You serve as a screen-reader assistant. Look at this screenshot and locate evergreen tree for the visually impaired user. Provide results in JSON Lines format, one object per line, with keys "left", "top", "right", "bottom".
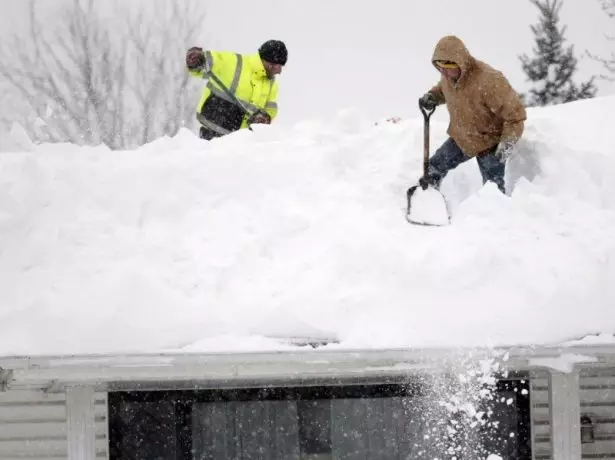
{"left": 519, "top": 0, "right": 597, "bottom": 106}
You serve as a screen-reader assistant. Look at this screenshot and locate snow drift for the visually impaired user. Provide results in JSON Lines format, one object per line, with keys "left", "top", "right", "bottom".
{"left": 1, "top": 97, "right": 615, "bottom": 356}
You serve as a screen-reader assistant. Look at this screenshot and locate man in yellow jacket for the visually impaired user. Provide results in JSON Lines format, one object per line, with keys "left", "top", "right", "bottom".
{"left": 185, "top": 40, "right": 287, "bottom": 140}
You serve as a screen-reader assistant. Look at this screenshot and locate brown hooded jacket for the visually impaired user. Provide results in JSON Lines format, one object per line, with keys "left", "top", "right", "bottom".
{"left": 429, "top": 36, "right": 526, "bottom": 157}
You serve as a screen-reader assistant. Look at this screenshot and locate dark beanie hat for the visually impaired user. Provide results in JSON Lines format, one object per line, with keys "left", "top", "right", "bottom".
{"left": 259, "top": 40, "right": 288, "bottom": 65}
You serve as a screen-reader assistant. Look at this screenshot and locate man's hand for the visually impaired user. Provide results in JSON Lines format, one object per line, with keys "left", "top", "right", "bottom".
{"left": 495, "top": 140, "right": 516, "bottom": 162}
{"left": 248, "top": 111, "right": 271, "bottom": 125}
{"left": 418, "top": 173, "right": 440, "bottom": 190}
{"left": 186, "top": 47, "right": 206, "bottom": 71}
{"left": 418, "top": 92, "right": 439, "bottom": 111}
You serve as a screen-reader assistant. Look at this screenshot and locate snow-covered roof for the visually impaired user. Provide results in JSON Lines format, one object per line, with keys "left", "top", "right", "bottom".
{"left": 1, "top": 96, "right": 614, "bottom": 357}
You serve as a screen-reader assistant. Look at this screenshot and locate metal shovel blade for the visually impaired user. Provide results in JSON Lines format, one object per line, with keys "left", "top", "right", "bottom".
{"left": 406, "top": 185, "right": 450, "bottom": 226}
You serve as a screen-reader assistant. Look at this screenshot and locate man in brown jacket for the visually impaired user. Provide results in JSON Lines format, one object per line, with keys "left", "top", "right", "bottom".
{"left": 417, "top": 35, "right": 526, "bottom": 193}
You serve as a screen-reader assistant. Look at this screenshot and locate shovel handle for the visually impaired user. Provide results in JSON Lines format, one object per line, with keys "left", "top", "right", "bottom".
{"left": 419, "top": 105, "right": 436, "bottom": 178}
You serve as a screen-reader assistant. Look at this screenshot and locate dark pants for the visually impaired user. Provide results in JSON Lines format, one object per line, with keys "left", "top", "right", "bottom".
{"left": 428, "top": 138, "right": 506, "bottom": 193}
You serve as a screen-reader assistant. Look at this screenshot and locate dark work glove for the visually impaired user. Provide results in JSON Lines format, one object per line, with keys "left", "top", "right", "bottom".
{"left": 418, "top": 174, "right": 439, "bottom": 190}
{"left": 247, "top": 110, "right": 271, "bottom": 125}
{"left": 186, "top": 46, "right": 206, "bottom": 71}
{"left": 418, "top": 92, "right": 439, "bottom": 111}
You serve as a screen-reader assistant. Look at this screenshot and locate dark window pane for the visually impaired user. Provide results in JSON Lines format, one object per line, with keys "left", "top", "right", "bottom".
{"left": 330, "top": 396, "right": 442, "bottom": 460}
{"left": 480, "top": 381, "right": 531, "bottom": 460}
{"left": 298, "top": 399, "right": 332, "bottom": 455}
{"left": 110, "top": 401, "right": 177, "bottom": 460}
{"left": 192, "top": 400, "right": 300, "bottom": 460}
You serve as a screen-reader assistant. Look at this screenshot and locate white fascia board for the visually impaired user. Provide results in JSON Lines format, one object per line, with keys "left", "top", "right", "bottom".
{"left": 0, "top": 344, "right": 614, "bottom": 390}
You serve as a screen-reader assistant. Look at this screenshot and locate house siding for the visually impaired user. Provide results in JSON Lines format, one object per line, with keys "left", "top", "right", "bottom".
{"left": 531, "top": 367, "right": 615, "bottom": 460}
{"left": 0, "top": 389, "right": 108, "bottom": 459}
{"left": 0, "top": 367, "right": 614, "bottom": 459}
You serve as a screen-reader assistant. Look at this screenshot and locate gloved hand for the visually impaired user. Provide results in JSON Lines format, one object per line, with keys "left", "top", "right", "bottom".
{"left": 247, "top": 110, "right": 271, "bottom": 125}
{"left": 418, "top": 92, "right": 439, "bottom": 111}
{"left": 418, "top": 173, "right": 440, "bottom": 190}
{"left": 495, "top": 140, "right": 516, "bottom": 162}
{"left": 186, "top": 47, "right": 207, "bottom": 71}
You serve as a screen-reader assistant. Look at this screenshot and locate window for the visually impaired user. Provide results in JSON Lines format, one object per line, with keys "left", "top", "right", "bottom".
{"left": 109, "top": 380, "right": 531, "bottom": 459}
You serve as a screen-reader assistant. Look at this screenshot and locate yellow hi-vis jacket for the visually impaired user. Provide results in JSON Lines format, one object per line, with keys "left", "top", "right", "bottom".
{"left": 188, "top": 50, "right": 279, "bottom": 135}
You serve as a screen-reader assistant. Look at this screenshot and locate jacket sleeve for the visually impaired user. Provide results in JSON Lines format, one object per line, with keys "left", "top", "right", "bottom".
{"left": 484, "top": 72, "right": 526, "bottom": 144}
{"left": 264, "top": 81, "right": 279, "bottom": 121}
{"left": 429, "top": 81, "right": 446, "bottom": 104}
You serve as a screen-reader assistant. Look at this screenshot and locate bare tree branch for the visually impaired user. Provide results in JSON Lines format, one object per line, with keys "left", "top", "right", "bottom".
{"left": 600, "top": 0, "right": 615, "bottom": 17}
{"left": 586, "top": 0, "right": 615, "bottom": 81}
{"left": 0, "top": 0, "right": 206, "bottom": 149}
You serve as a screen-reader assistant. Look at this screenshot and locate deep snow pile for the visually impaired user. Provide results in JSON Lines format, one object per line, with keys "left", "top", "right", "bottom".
{"left": 1, "top": 96, "right": 615, "bottom": 356}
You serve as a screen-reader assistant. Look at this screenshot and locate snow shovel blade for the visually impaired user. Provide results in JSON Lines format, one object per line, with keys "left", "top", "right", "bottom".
{"left": 406, "top": 184, "right": 450, "bottom": 226}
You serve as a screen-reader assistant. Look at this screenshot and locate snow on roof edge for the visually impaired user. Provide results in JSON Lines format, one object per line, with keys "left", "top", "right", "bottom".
{"left": 1, "top": 333, "right": 614, "bottom": 367}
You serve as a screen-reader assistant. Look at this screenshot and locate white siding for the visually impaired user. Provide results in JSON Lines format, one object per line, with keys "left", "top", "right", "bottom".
{"left": 531, "top": 367, "right": 615, "bottom": 460}
{"left": 1, "top": 367, "right": 614, "bottom": 459}
{"left": 0, "top": 390, "right": 108, "bottom": 459}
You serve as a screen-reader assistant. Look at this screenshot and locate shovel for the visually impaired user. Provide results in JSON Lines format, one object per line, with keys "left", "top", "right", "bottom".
{"left": 405, "top": 104, "right": 450, "bottom": 226}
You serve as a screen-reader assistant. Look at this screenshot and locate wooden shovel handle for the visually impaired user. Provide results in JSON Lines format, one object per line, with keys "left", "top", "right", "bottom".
{"left": 419, "top": 105, "right": 435, "bottom": 178}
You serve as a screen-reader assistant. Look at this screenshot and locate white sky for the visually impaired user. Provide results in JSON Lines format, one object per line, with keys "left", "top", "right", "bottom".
{"left": 1, "top": 0, "right": 614, "bottom": 126}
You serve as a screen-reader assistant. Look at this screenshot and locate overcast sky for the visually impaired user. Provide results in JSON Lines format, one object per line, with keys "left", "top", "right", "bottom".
{"left": 204, "top": 0, "right": 615, "bottom": 125}
{"left": 2, "top": 0, "right": 614, "bottom": 126}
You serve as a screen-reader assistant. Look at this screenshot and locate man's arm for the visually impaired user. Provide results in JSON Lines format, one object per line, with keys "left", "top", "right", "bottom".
{"left": 419, "top": 80, "right": 445, "bottom": 110}
{"left": 485, "top": 72, "right": 526, "bottom": 145}
{"left": 264, "top": 81, "right": 279, "bottom": 122}
{"left": 429, "top": 80, "right": 446, "bottom": 105}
